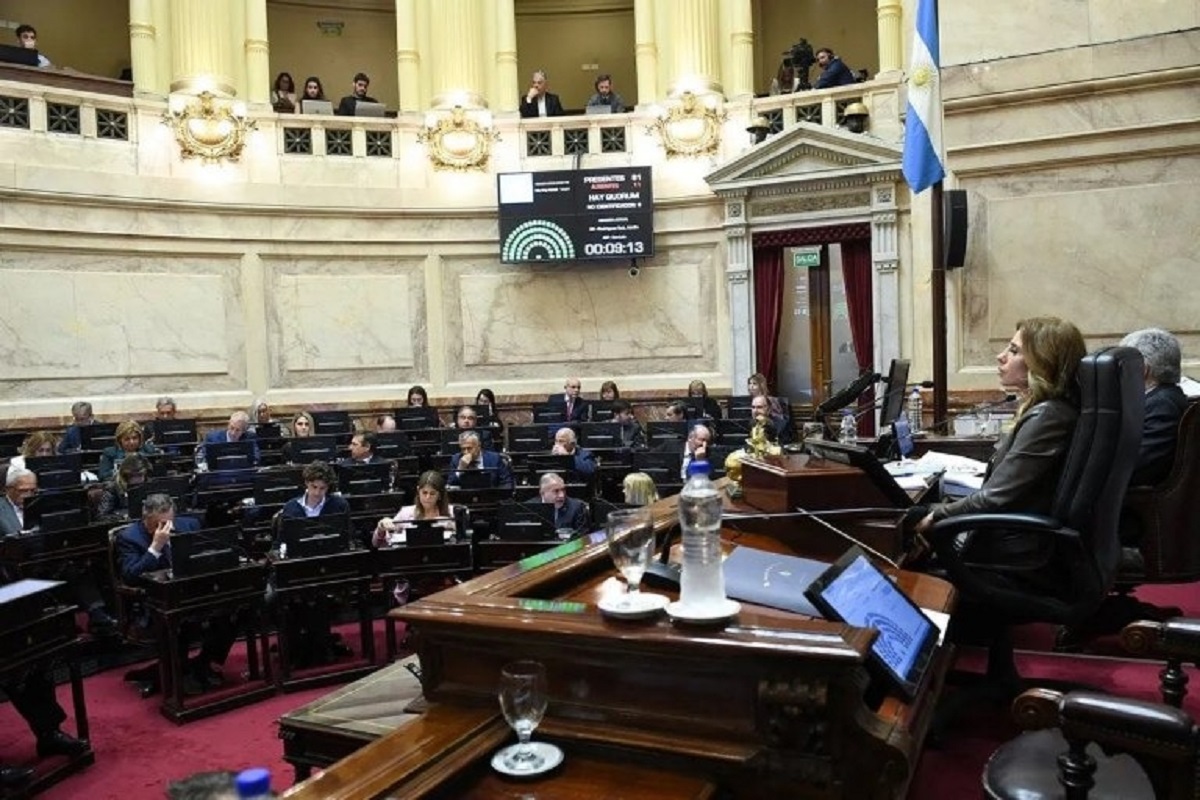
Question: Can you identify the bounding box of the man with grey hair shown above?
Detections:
[57,400,94,453]
[529,472,589,536]
[155,396,178,419]
[1121,327,1188,485]
[198,410,259,468]
[551,427,597,478]
[519,70,564,118]
[1,467,38,536]
[449,431,514,488]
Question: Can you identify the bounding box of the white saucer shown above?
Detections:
[598,592,669,620]
[666,599,741,624]
[491,741,564,777]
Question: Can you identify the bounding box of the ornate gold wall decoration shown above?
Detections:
[164,91,256,164]
[418,106,499,172]
[647,91,727,157]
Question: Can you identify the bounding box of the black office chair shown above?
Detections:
[927,347,1144,696]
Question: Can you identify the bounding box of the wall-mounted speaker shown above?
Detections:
[944,189,968,269]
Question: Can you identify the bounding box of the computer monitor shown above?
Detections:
[0,44,39,67]
[299,99,334,115]
[288,435,337,465]
[279,514,351,559]
[577,422,623,449]
[394,407,440,430]
[205,440,256,471]
[879,359,912,429]
[0,431,27,459]
[401,518,455,547]
[170,526,242,578]
[632,451,683,486]
[588,401,616,423]
[524,454,575,477]
[251,468,305,506]
[531,404,567,425]
[452,468,500,491]
[255,422,284,442]
[353,101,387,117]
[26,454,83,490]
[646,420,690,444]
[336,462,392,495]
[725,395,756,419]
[506,425,550,453]
[372,431,411,459]
[128,474,195,519]
[150,418,198,452]
[495,502,556,540]
[716,418,754,439]
[672,397,707,420]
[79,423,120,452]
[22,488,89,532]
[310,410,352,437]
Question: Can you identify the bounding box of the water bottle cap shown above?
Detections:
[236,768,271,796]
[686,459,711,477]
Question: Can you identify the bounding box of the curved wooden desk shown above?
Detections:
[282,487,956,799]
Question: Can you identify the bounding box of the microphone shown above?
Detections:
[816,370,881,415]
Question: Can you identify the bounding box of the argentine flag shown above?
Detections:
[902,0,945,194]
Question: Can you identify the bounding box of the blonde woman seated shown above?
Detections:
[622,472,659,506]
[280,411,315,464]
[98,420,160,480]
[372,470,459,548]
[11,431,99,484]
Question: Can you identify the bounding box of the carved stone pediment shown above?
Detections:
[706,122,902,199]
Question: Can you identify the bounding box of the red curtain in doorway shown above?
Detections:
[841,237,875,434]
[752,246,784,389]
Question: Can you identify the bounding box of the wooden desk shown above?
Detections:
[284,489,956,799]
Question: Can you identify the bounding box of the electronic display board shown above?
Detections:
[497,167,653,263]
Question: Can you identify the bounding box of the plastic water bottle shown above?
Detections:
[838,409,856,444]
[907,387,923,433]
[235,768,272,799]
[677,460,726,611]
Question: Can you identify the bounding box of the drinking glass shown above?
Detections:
[605,507,656,606]
[497,660,548,772]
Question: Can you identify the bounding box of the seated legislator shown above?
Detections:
[551,427,597,479]
[600,381,621,401]
[278,461,351,527]
[475,388,505,437]
[449,406,495,450]
[679,422,714,479]
[57,400,95,453]
[664,400,688,423]
[98,419,161,481]
[912,316,1088,596]
[449,432,514,489]
[529,472,589,536]
[585,74,626,113]
[9,431,96,484]
[1,467,115,633]
[376,414,397,433]
[280,411,314,464]
[335,72,378,116]
[0,581,89,787]
[340,431,386,466]
[406,385,429,408]
[549,377,590,422]
[115,493,239,693]
[688,379,724,420]
[372,470,457,548]
[519,70,564,118]
[196,411,259,468]
[1121,327,1188,486]
[750,394,793,445]
[95,454,151,522]
[611,400,646,449]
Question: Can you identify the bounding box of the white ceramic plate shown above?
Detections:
[665,599,741,624]
[597,592,669,620]
[491,741,565,777]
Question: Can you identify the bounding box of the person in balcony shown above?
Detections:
[15,24,52,68]
[813,47,856,89]
[586,74,626,113]
[520,70,564,118]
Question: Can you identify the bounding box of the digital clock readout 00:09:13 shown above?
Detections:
[582,241,646,256]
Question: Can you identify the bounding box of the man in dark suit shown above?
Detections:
[335,72,378,116]
[519,70,564,118]
[0,467,36,536]
[450,432,514,488]
[611,400,646,449]
[116,493,238,694]
[449,406,495,450]
[197,411,259,468]
[552,427,597,479]
[531,472,589,536]
[680,422,714,479]
[751,395,794,445]
[57,400,94,453]
[340,432,386,466]
[1122,328,1189,486]
[814,48,857,89]
[548,378,590,423]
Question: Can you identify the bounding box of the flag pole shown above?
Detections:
[930,181,947,426]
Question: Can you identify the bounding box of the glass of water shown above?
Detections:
[605,507,656,606]
[497,660,549,772]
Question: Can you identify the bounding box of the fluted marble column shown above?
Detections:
[244,0,269,104]
[666,0,722,96]
[169,0,237,96]
[395,0,420,111]
[427,0,486,108]
[877,0,903,76]
[722,0,754,99]
[493,0,518,113]
[127,0,159,96]
[633,0,659,105]
[152,0,173,97]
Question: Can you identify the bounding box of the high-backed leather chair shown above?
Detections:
[107,523,160,696]
[1056,400,1200,649]
[927,346,1145,685]
[983,617,1200,799]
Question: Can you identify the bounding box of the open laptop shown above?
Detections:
[300,99,334,115]
[354,101,387,118]
[584,105,613,115]
[0,44,39,67]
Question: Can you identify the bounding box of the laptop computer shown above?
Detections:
[300,99,334,115]
[584,105,613,115]
[0,44,39,67]
[804,546,939,701]
[354,101,387,118]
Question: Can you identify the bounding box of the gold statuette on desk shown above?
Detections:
[724,419,782,498]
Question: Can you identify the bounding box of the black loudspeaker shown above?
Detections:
[944,189,968,269]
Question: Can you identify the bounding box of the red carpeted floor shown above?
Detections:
[3,584,1198,799]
